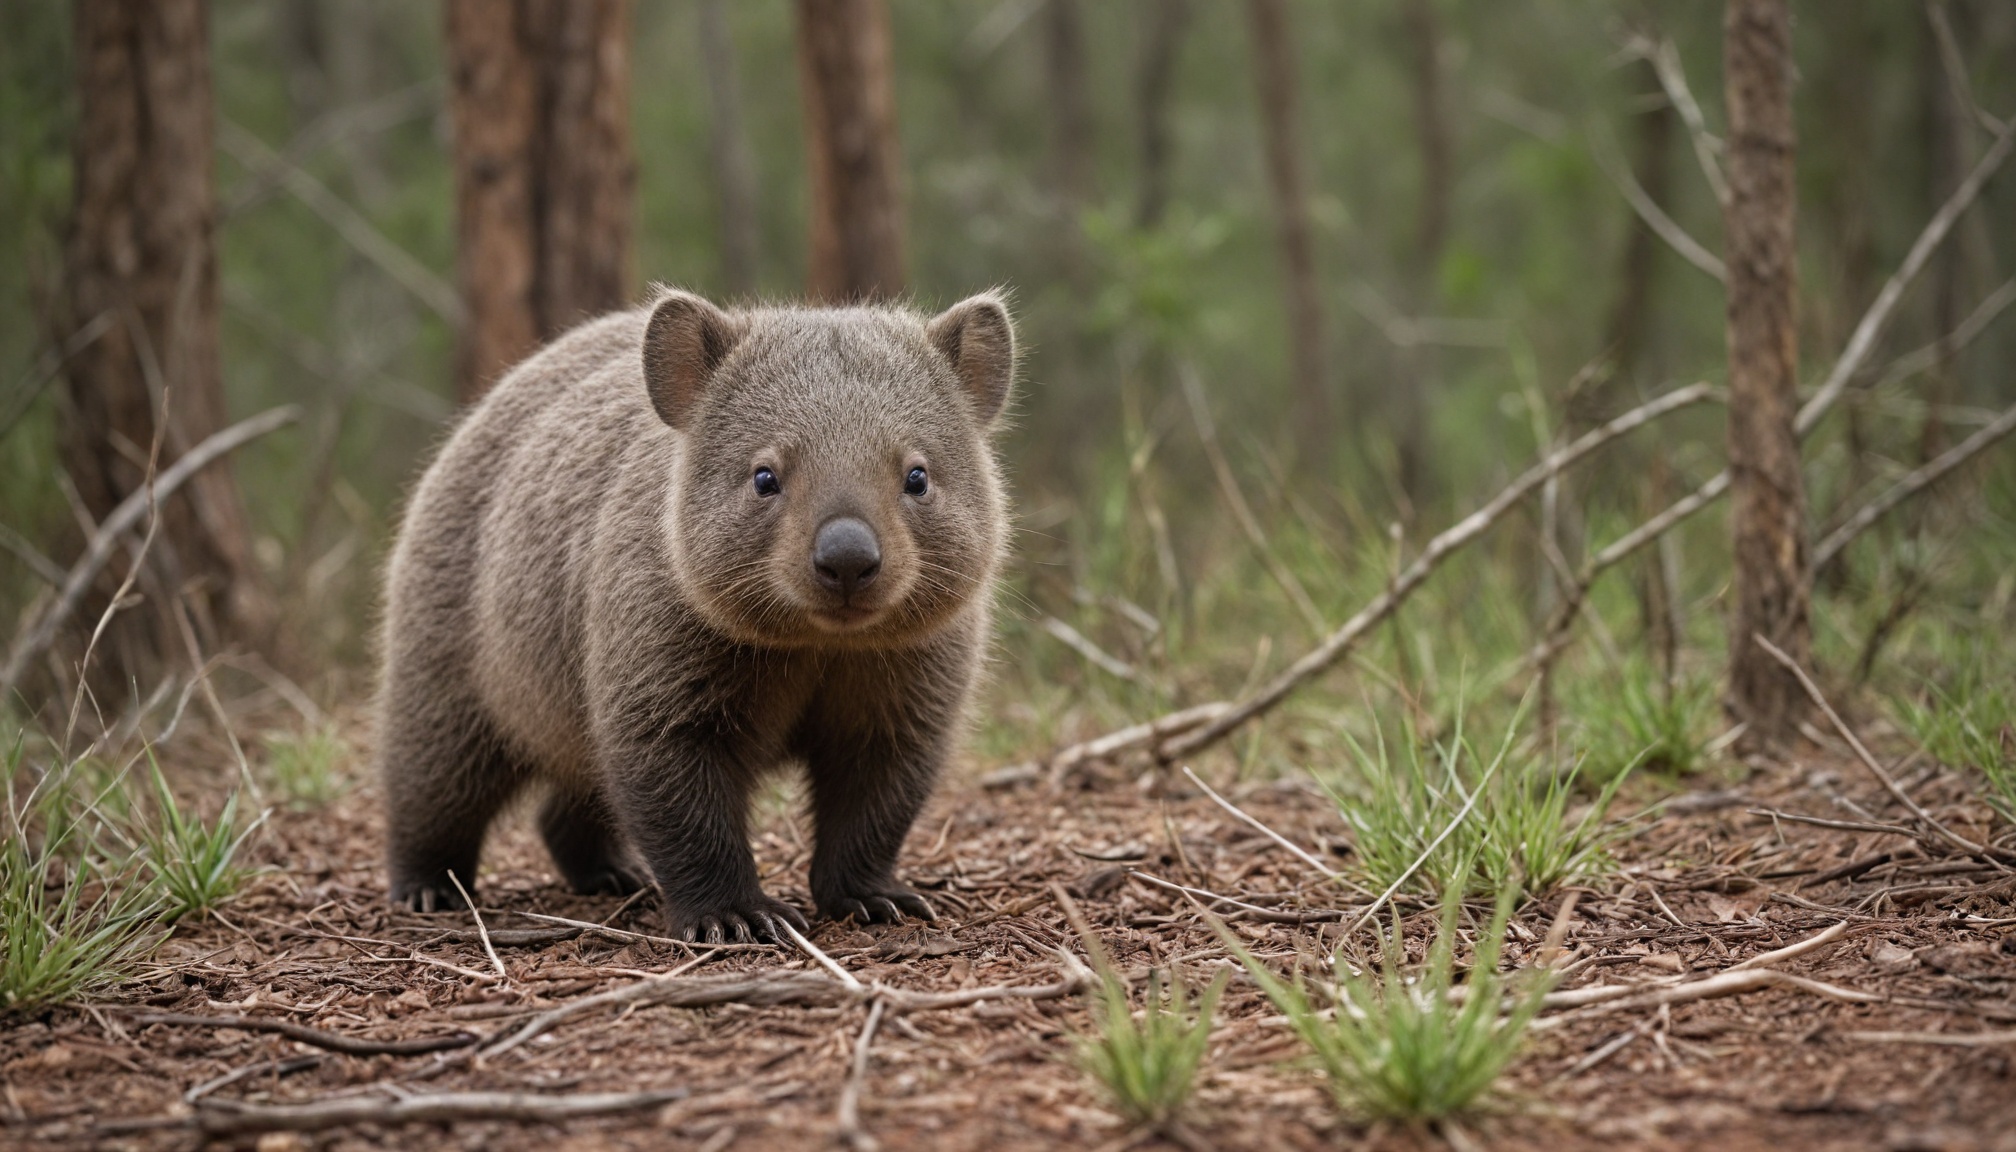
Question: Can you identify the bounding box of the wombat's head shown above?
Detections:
[644,288,1013,648]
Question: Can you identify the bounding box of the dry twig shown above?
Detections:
[1755,636,2014,868]
[445,870,508,985]
[127,1013,478,1057]
[1813,400,2016,568]
[835,998,887,1152]
[0,405,302,696]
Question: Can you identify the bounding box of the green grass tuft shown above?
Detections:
[1894,661,2016,823]
[1223,886,1550,1123]
[1075,965,1226,1130]
[139,754,263,922]
[1,743,163,1016]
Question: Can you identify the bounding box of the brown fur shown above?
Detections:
[375,288,1014,941]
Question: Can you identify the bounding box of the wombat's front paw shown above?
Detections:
[391,874,470,913]
[665,892,810,944]
[818,883,937,925]
[566,862,648,898]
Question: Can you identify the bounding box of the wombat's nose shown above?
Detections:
[813,517,882,597]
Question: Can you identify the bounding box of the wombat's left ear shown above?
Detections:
[644,290,746,429]
[926,293,1016,424]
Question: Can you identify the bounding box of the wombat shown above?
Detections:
[375,288,1013,942]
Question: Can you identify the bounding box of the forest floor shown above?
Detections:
[6,718,2016,1152]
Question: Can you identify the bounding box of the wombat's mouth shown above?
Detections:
[808,603,884,631]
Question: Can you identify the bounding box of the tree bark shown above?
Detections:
[446,0,635,403]
[1604,66,1675,396]
[1045,0,1094,217]
[698,0,762,298]
[1245,0,1330,461]
[1722,0,1810,744]
[1134,0,1191,229]
[61,0,271,668]
[795,0,905,303]
[1403,0,1450,270]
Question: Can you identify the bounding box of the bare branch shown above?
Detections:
[1755,635,2013,867]
[1798,116,2016,437]
[1181,364,1327,636]
[1179,765,1345,882]
[217,120,464,324]
[127,1012,477,1057]
[1626,33,1729,206]
[1814,400,2016,569]
[132,1088,690,1137]
[1,405,302,698]
[1039,616,1139,682]
[1158,383,1716,760]
[1593,136,1726,281]
[1926,0,2008,137]
[445,870,507,985]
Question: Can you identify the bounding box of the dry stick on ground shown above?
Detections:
[1178,765,1346,882]
[835,997,887,1152]
[111,1088,693,1137]
[1754,636,2015,868]
[0,405,302,697]
[444,870,508,984]
[1180,363,1326,638]
[127,1013,478,1057]
[1534,967,1883,1028]
[1813,399,2016,569]
[510,910,774,953]
[1129,870,1350,924]
[1532,117,2016,688]
[1838,1029,2016,1047]
[1109,382,1710,766]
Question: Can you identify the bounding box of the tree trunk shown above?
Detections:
[698,0,762,298]
[1134,0,1191,230]
[1245,0,1330,461]
[1403,0,1450,270]
[446,0,635,403]
[1045,0,1094,217]
[1722,0,1810,744]
[1603,66,1675,397]
[61,0,270,670]
[795,0,905,303]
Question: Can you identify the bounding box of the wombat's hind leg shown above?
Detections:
[383,716,527,913]
[539,785,647,896]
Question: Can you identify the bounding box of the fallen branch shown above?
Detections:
[835,998,887,1152]
[1755,636,2014,868]
[1813,399,2016,569]
[113,1087,689,1137]
[1149,382,1714,762]
[0,405,303,697]
[1835,1029,2016,1047]
[127,1012,478,1057]
[481,964,1089,1060]
[997,702,1230,788]
[1535,966,1882,1025]
[1129,870,1351,924]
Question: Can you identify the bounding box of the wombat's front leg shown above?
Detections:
[606,736,810,944]
[803,726,942,924]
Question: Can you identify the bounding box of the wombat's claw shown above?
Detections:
[669,896,808,944]
[391,877,470,913]
[823,886,936,925]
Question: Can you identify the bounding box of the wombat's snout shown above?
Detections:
[812,517,882,599]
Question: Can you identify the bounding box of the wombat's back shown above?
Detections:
[380,307,665,780]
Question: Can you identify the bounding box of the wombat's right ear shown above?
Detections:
[643,291,745,429]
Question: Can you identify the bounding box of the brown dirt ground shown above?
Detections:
[5,725,2015,1152]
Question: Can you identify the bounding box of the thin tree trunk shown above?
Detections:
[1045,0,1093,216]
[698,0,762,298]
[795,0,905,303]
[446,0,635,403]
[1722,0,1810,744]
[1604,68,1676,397]
[61,0,271,669]
[1245,0,1330,461]
[1403,0,1450,270]
[1134,0,1190,230]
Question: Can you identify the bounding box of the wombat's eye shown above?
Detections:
[753,467,780,497]
[903,466,928,497]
